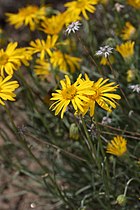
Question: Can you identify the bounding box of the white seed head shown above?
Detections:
[115,3,125,12]
[65,21,81,34]
[129,84,140,93]
[102,116,112,125]
[95,45,113,58]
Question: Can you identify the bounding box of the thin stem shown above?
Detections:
[27,133,87,162]
[81,118,102,171]
[93,116,111,207]
[5,104,48,172]
[4,105,75,209]
[76,34,103,76]
[81,118,96,160]
[107,56,131,107]
[123,178,134,196]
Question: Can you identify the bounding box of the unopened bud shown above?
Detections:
[116,194,127,206]
[69,123,79,140]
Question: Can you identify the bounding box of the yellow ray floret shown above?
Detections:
[50,50,81,73]
[106,136,127,156]
[34,59,51,80]
[64,0,99,20]
[40,13,65,35]
[121,22,136,41]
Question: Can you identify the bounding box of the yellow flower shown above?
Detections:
[100,55,115,65]
[116,41,135,61]
[63,10,81,26]
[127,69,136,82]
[106,136,127,156]
[28,35,58,60]
[0,75,19,105]
[34,59,51,79]
[121,22,136,40]
[40,13,65,35]
[6,5,46,31]
[0,42,24,76]
[80,74,121,117]
[20,48,33,66]
[50,50,81,73]
[127,0,140,9]
[64,0,99,20]
[50,74,94,118]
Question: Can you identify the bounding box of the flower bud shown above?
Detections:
[69,123,79,140]
[116,194,127,206]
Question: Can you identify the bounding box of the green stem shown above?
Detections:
[81,118,96,159]
[107,56,131,108]
[81,118,102,171]
[76,34,103,76]
[4,105,75,209]
[94,116,111,207]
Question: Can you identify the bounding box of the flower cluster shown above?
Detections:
[50,74,121,118]
[0,42,31,105]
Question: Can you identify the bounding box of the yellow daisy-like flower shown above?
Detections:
[116,41,135,61]
[127,0,140,9]
[40,13,65,35]
[6,5,46,31]
[106,136,127,156]
[50,74,94,118]
[0,42,25,76]
[28,35,58,60]
[80,74,121,117]
[121,22,136,41]
[0,75,19,105]
[64,0,99,20]
[50,50,81,73]
[34,59,51,79]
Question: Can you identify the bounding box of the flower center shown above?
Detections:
[88,88,100,101]
[62,85,77,100]
[77,1,86,9]
[0,53,9,65]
